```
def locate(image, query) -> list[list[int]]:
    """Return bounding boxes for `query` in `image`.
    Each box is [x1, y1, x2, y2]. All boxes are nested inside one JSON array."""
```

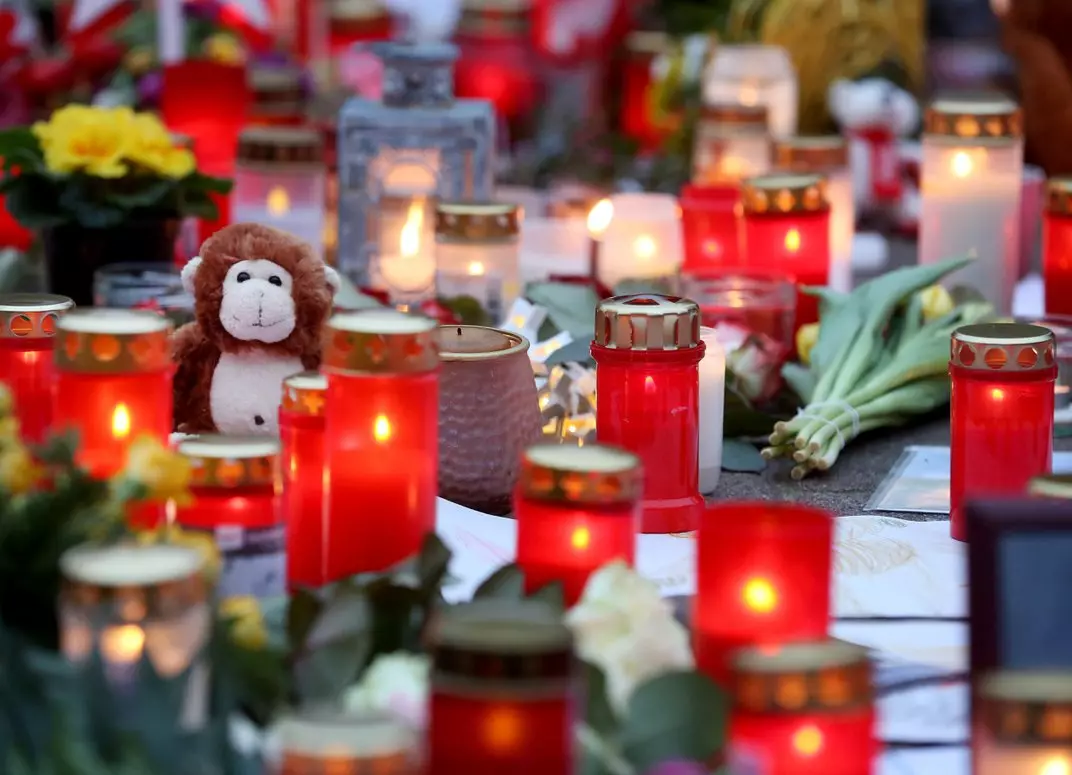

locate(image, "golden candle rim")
[[276, 709, 415, 761], [950, 323, 1055, 373], [924, 92, 1022, 141], [740, 173, 829, 215], [732, 638, 868, 674], [519, 442, 643, 505]]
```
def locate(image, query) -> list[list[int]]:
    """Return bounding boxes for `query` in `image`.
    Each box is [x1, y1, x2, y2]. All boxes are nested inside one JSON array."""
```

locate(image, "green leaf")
[[527, 580, 566, 612], [2, 178, 65, 229], [620, 670, 728, 771], [1056, 424, 1072, 439], [721, 386, 778, 439], [0, 128, 42, 167], [416, 533, 452, 595], [58, 180, 125, 229], [472, 564, 525, 600], [177, 193, 220, 220], [781, 361, 816, 405], [286, 589, 323, 653], [949, 284, 987, 306], [293, 583, 372, 702], [582, 661, 619, 737], [525, 282, 601, 340], [543, 337, 593, 367], [721, 439, 765, 473], [440, 295, 492, 326], [105, 178, 175, 209], [182, 171, 234, 195]]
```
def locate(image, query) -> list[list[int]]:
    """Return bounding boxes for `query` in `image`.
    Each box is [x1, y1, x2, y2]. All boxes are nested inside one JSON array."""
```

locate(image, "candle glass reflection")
[[976, 671, 1072, 775], [52, 309, 173, 479], [680, 184, 743, 272], [949, 324, 1056, 542], [435, 202, 522, 322], [375, 195, 437, 307], [0, 294, 73, 444], [693, 102, 770, 185], [701, 45, 798, 138], [323, 310, 439, 579], [277, 710, 418, 775], [698, 328, 726, 494], [279, 371, 327, 590], [920, 94, 1023, 315], [514, 443, 641, 605], [597, 193, 684, 290], [1044, 178, 1072, 316]]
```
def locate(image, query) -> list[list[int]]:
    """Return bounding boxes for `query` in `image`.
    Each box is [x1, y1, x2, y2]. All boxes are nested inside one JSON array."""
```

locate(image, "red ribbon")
[[851, 126, 901, 203]]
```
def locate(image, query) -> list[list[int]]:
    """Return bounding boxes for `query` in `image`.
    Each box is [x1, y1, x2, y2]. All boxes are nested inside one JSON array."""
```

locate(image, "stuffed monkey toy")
[[172, 223, 339, 435]]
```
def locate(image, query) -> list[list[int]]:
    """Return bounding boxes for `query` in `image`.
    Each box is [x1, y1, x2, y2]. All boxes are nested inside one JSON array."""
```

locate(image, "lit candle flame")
[[634, 235, 657, 260], [400, 199, 424, 258], [571, 526, 590, 550], [739, 84, 759, 105], [373, 414, 391, 443], [784, 228, 801, 253], [990, 388, 1005, 402], [112, 403, 131, 439], [467, 261, 485, 276], [951, 151, 974, 179], [266, 186, 290, 217], [742, 577, 778, 613], [484, 706, 523, 753], [587, 198, 614, 239], [100, 623, 145, 664], [791, 725, 823, 757], [1041, 759, 1072, 775]]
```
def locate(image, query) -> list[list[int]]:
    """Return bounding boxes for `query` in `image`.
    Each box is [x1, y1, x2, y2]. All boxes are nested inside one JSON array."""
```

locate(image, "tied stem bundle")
[[762, 256, 993, 478]]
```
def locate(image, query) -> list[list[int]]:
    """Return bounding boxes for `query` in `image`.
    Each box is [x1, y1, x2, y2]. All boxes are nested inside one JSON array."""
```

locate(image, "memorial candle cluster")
[[1043, 177, 1072, 316]]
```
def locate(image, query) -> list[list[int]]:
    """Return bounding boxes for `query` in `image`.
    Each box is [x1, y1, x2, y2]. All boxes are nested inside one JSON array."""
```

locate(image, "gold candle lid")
[[1047, 178, 1072, 216], [282, 371, 327, 416], [593, 294, 701, 351], [458, 0, 530, 35], [0, 293, 73, 339], [435, 202, 521, 242], [771, 136, 849, 172], [700, 102, 769, 130], [178, 435, 280, 489], [950, 323, 1055, 372], [979, 671, 1072, 745], [1028, 474, 1072, 500], [518, 443, 642, 505], [741, 173, 829, 215], [324, 310, 439, 375], [924, 93, 1022, 141], [55, 308, 172, 374], [277, 711, 417, 775], [731, 639, 873, 713], [238, 127, 324, 167]]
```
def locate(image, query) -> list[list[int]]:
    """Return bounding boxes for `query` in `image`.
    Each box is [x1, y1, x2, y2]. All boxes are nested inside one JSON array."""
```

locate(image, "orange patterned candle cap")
[[55, 308, 171, 374]]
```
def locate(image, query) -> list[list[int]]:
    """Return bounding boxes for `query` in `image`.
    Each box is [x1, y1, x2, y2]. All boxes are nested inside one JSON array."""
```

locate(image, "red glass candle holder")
[[0, 294, 73, 444], [727, 640, 877, 775], [52, 309, 173, 479], [279, 371, 327, 590], [454, 4, 541, 123], [680, 184, 743, 272], [620, 31, 673, 151], [590, 294, 705, 534], [694, 501, 833, 683], [682, 271, 796, 352], [950, 323, 1056, 542], [1043, 178, 1072, 316], [427, 600, 576, 775], [323, 310, 439, 580], [161, 60, 250, 175], [175, 435, 285, 599], [740, 174, 831, 330], [514, 443, 641, 605]]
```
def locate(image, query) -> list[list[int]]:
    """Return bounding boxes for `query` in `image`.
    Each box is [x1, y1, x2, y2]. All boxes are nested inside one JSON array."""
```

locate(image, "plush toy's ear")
[[826, 79, 854, 125], [181, 256, 203, 296], [323, 265, 341, 296]]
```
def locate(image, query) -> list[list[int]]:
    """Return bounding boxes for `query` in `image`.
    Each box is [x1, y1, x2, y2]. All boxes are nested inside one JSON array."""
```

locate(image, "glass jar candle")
[[0, 294, 73, 444], [374, 194, 437, 308], [323, 310, 439, 579], [1043, 178, 1072, 316], [679, 184, 743, 272], [694, 501, 833, 682], [597, 193, 684, 290], [322, 0, 392, 90], [698, 327, 726, 494], [231, 127, 326, 253], [175, 435, 285, 600], [435, 202, 522, 323], [920, 94, 1023, 316], [248, 65, 306, 127], [692, 102, 771, 186], [277, 710, 418, 775], [772, 136, 855, 293], [590, 294, 705, 534], [279, 371, 327, 590], [740, 174, 830, 330], [950, 323, 1056, 542], [701, 45, 798, 138], [976, 671, 1072, 775], [727, 640, 876, 775], [619, 31, 674, 151], [427, 600, 576, 775], [514, 443, 641, 605], [52, 309, 173, 479]]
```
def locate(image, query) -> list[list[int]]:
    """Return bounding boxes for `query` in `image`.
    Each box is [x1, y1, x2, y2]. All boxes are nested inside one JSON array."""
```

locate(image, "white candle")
[[699, 327, 726, 494], [701, 45, 798, 139], [826, 167, 856, 292], [598, 193, 683, 290], [693, 103, 771, 185], [435, 202, 522, 321], [376, 196, 436, 305]]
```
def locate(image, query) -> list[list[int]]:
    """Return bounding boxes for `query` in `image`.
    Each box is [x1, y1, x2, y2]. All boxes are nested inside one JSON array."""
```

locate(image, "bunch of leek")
[[762, 256, 994, 479]]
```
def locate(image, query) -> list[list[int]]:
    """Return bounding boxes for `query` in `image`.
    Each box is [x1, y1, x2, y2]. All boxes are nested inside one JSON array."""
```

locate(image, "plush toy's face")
[[219, 258, 297, 343], [827, 78, 920, 136]]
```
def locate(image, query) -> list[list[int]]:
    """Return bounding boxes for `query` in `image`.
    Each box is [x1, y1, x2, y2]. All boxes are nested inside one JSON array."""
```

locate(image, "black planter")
[[41, 220, 180, 307]]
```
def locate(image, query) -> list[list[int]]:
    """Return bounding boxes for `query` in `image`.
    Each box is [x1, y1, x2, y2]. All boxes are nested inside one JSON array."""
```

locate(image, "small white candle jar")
[[435, 202, 522, 323], [698, 327, 726, 494], [597, 193, 684, 290], [375, 194, 438, 307], [232, 127, 327, 252], [772, 136, 855, 292], [701, 45, 798, 139], [976, 670, 1072, 775], [920, 94, 1023, 315], [277, 710, 418, 775], [693, 103, 771, 185]]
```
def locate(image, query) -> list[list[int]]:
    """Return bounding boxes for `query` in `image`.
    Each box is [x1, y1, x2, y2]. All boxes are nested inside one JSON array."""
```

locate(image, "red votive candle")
[[323, 310, 439, 580], [694, 501, 833, 683], [514, 443, 641, 605], [175, 435, 285, 600], [1043, 178, 1072, 316], [427, 600, 576, 775], [680, 184, 743, 272], [590, 294, 705, 534], [949, 323, 1056, 542], [740, 174, 831, 330], [0, 294, 73, 444], [280, 371, 327, 590], [52, 309, 173, 479], [453, 2, 540, 123], [727, 640, 877, 775]]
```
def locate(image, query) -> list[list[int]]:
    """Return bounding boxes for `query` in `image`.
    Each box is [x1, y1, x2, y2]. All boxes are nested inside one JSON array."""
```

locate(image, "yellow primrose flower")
[[220, 596, 268, 650], [796, 323, 820, 366], [38, 105, 133, 178], [202, 33, 246, 66], [920, 284, 955, 322], [125, 113, 196, 179], [0, 444, 41, 494], [121, 435, 193, 504], [0, 416, 20, 445], [0, 382, 11, 416]]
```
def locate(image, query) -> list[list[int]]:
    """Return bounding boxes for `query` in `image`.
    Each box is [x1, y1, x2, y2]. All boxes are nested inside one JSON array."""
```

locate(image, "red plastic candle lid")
[[731, 639, 872, 713], [0, 293, 73, 339]]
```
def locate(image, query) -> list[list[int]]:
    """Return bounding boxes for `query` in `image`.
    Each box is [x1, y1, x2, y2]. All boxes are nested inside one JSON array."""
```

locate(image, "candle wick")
[[457, 327, 462, 336]]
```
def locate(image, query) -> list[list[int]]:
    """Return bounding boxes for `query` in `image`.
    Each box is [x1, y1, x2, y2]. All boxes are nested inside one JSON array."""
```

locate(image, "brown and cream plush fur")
[[172, 223, 339, 435]]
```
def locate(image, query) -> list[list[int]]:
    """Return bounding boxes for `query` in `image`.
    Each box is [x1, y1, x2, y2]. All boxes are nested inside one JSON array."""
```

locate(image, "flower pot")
[[436, 325, 543, 515], [41, 219, 180, 306]]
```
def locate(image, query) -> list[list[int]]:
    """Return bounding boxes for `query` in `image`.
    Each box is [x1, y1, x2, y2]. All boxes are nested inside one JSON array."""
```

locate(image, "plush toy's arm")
[[171, 322, 220, 434]]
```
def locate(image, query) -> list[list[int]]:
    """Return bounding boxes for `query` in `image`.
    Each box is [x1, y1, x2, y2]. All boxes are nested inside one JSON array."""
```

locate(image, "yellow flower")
[[0, 444, 41, 494], [796, 323, 820, 366], [125, 112, 196, 179], [0, 382, 12, 416], [0, 417, 20, 445], [220, 596, 268, 650], [121, 435, 193, 504], [138, 524, 222, 582], [919, 284, 955, 322], [36, 105, 133, 178], [202, 33, 246, 66], [124, 46, 155, 76]]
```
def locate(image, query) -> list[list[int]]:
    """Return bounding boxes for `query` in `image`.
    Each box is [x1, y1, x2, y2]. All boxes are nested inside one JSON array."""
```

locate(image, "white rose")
[[344, 652, 430, 730], [598, 616, 694, 712]]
